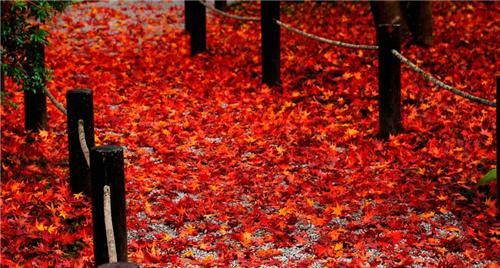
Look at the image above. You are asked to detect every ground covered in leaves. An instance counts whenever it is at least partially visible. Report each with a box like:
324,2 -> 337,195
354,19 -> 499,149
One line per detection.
1,1 -> 499,267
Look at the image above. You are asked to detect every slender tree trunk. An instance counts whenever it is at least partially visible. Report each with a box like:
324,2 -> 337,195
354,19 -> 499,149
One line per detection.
24,42 -> 47,131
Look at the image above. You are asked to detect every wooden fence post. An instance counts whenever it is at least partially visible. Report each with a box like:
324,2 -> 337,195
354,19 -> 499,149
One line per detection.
261,1 -> 280,86
185,0 -> 192,33
91,146 -> 128,266
190,0 -> 206,56
376,24 -> 402,139
67,89 -> 94,195
215,0 -> 227,10
24,42 -> 47,131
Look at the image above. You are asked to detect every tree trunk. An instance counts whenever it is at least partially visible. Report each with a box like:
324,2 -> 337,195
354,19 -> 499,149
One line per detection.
402,1 -> 433,46
370,1 -> 433,47
24,42 -> 47,131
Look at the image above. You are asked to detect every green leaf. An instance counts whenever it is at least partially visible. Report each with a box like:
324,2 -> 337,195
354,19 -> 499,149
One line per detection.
2,0 -> 70,96
14,0 -> 27,10
478,168 -> 496,186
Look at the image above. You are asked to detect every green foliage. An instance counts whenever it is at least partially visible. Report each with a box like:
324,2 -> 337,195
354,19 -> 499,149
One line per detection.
1,0 -> 71,95
478,168 -> 496,186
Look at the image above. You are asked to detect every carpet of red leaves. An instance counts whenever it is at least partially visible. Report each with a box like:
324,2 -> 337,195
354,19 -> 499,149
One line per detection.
1,1 -> 499,267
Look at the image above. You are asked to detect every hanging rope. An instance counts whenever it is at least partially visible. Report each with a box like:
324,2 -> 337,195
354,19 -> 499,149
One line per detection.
391,49 -> 496,107
78,119 -> 90,167
103,185 -> 118,263
44,87 -> 67,115
198,0 -> 260,21
275,20 -> 379,50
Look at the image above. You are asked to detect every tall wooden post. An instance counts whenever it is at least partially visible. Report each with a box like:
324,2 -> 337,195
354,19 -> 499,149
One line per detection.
190,0 -> 206,56
91,146 -> 128,266
376,24 -> 401,139
185,0 -> 192,33
261,1 -> 280,86
215,0 -> 227,10
67,89 -> 94,195
24,42 -> 47,131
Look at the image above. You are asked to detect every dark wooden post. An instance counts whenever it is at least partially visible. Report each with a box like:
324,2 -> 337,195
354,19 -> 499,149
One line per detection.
497,75 -> 499,213
185,0 -> 193,33
215,0 -> 227,10
67,89 -> 94,195
24,42 -> 47,131
91,146 -> 128,266
190,0 -> 206,56
376,24 -> 401,139
261,1 -> 281,86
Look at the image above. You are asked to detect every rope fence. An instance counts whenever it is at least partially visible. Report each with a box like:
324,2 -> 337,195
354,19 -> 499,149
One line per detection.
275,20 -> 379,50
390,49 -> 496,107
78,119 -> 91,167
185,0 -> 498,214
198,0 -> 259,21
103,185 -> 118,263
33,88 -> 125,266
186,1 -> 495,108
43,4 -> 494,110
44,87 -> 67,115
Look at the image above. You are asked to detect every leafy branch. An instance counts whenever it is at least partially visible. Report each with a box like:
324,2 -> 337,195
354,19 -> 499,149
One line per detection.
1,0 -> 71,97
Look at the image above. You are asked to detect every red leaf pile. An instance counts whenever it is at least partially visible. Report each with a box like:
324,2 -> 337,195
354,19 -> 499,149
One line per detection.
1,1 -> 499,267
